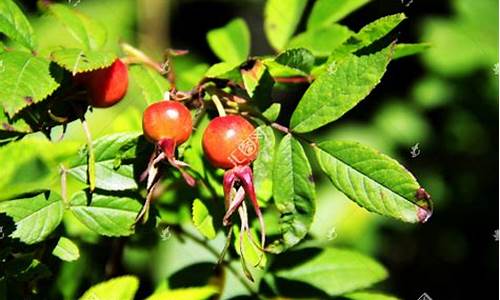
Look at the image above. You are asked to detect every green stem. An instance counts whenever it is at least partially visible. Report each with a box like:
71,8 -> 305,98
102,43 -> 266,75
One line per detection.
80,118 -> 96,192
211,95 -> 226,117
121,43 -> 164,73
60,165 -> 68,208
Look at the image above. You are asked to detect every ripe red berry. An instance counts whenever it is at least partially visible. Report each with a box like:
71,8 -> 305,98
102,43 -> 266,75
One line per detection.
202,115 -> 259,169
83,59 -> 129,108
143,100 -> 193,147
141,100 -> 195,187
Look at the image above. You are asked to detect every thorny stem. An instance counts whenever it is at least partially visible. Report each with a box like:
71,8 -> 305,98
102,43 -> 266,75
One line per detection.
175,227 -> 262,299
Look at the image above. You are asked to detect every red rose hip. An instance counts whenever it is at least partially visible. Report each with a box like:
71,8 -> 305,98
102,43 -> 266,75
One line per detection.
85,59 -> 129,108
142,100 -> 193,147
202,115 -> 258,169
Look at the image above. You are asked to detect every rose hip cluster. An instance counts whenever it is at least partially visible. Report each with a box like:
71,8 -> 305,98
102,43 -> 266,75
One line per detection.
142,100 -> 266,251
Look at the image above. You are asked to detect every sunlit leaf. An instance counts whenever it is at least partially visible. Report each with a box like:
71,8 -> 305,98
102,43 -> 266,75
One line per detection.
145,286 -> 218,300
0,138 -> 77,200
79,275 -> 139,300
264,0 -> 307,51
288,25 -> 353,57
70,191 -> 142,236
48,3 -> 108,51
207,18 -> 250,64
51,48 -> 116,75
253,125 -> 275,203
0,192 -> 64,244
52,237 -> 80,262
0,51 -> 59,117
268,134 -> 315,253
393,43 -> 431,59
307,0 -> 372,30
290,45 -> 393,133
129,64 -> 169,105
234,226 -> 267,269
48,4 -> 91,49
315,140 -> 432,223
68,132 -> 147,191
262,103 -> 281,122
345,291 -> 400,300
341,13 -> 406,53
0,0 -> 36,50
276,248 -> 387,296
274,48 -> 315,74
192,198 -> 216,240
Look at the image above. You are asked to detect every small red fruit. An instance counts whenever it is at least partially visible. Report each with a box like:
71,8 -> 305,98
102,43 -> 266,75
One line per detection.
81,59 -> 129,108
142,101 -> 193,154
202,115 -> 259,169
202,115 -> 265,256
142,100 -> 195,187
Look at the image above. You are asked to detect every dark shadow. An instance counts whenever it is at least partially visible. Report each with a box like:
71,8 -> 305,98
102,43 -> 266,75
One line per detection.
168,262 -> 221,289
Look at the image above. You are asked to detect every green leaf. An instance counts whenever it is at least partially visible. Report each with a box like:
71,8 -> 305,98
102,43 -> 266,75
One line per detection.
52,237 -> 80,262
79,275 -> 139,300
268,134 -> 315,253
48,3 -> 108,50
290,45 -> 393,133
234,226 -> 267,269
0,192 -> 64,244
68,132 -> 145,191
345,291 -> 400,300
70,191 -> 142,236
48,4 -> 90,49
0,138 -> 77,201
307,0 -> 371,30
264,0 -> 307,51
262,103 -> 281,122
288,25 -> 353,57
207,18 -> 250,64
51,48 -> 116,75
0,51 -> 59,117
77,13 -> 108,50
0,108 -> 31,136
192,199 -> 216,240
253,126 -> 275,203
241,60 -> 272,99
341,13 -> 406,53
145,286 -> 218,300
315,141 -> 432,223
274,48 -> 315,74
204,62 -> 242,83
393,43 -> 431,60
129,65 -> 169,105
276,248 -> 388,296
263,60 -> 308,78
0,0 -> 36,50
